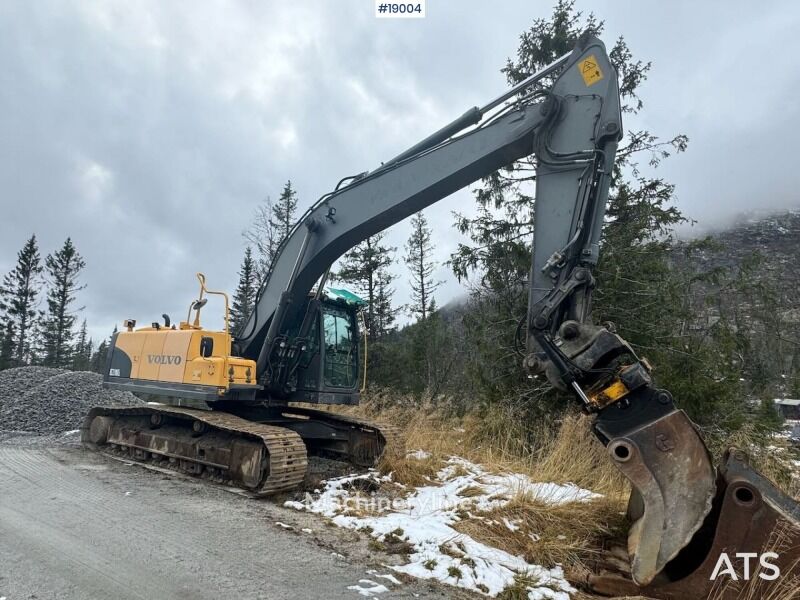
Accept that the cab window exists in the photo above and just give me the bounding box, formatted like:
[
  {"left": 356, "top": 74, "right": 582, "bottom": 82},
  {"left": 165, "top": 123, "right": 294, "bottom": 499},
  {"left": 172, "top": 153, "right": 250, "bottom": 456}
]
[{"left": 322, "top": 307, "right": 358, "bottom": 388}]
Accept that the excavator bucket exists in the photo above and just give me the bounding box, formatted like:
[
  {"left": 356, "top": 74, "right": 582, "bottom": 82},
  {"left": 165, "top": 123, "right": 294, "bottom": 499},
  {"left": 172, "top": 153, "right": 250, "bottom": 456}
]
[
  {"left": 586, "top": 410, "right": 800, "bottom": 598},
  {"left": 598, "top": 408, "right": 717, "bottom": 585}
]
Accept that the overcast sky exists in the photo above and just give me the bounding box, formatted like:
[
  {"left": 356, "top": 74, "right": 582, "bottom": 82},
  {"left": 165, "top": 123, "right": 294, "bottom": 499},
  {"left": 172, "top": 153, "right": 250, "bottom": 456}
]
[{"left": 2, "top": 1, "right": 799, "bottom": 344}]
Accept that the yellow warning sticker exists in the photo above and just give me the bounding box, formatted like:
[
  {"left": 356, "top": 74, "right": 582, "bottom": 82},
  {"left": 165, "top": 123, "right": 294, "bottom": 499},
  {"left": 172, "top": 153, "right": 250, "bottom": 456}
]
[{"left": 578, "top": 55, "right": 603, "bottom": 86}]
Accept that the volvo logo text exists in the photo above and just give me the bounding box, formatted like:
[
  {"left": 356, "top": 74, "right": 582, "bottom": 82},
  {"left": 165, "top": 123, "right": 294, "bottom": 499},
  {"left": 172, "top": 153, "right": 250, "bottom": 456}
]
[{"left": 147, "top": 354, "right": 182, "bottom": 365}]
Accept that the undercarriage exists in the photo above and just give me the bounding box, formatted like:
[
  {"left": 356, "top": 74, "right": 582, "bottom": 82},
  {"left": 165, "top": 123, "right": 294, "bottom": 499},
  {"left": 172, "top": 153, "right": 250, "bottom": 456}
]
[{"left": 81, "top": 404, "right": 402, "bottom": 495}]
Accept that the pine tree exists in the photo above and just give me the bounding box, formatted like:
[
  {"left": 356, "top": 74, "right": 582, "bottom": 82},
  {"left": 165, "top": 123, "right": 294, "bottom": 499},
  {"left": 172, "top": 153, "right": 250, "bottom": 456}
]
[
  {"left": 0, "top": 321, "right": 14, "bottom": 370},
  {"left": 445, "top": 2, "right": 688, "bottom": 410},
  {"left": 271, "top": 180, "right": 298, "bottom": 243},
  {"left": 231, "top": 246, "right": 258, "bottom": 334},
  {"left": 335, "top": 234, "right": 396, "bottom": 341},
  {"left": 373, "top": 267, "right": 399, "bottom": 338},
  {"left": 404, "top": 212, "right": 441, "bottom": 321},
  {"left": 91, "top": 340, "right": 108, "bottom": 373},
  {"left": 91, "top": 326, "right": 116, "bottom": 374},
  {"left": 41, "top": 238, "right": 86, "bottom": 368},
  {"left": 755, "top": 397, "right": 784, "bottom": 432},
  {"left": 0, "top": 235, "right": 43, "bottom": 366},
  {"left": 416, "top": 300, "right": 450, "bottom": 395},
  {"left": 71, "top": 319, "right": 92, "bottom": 371}
]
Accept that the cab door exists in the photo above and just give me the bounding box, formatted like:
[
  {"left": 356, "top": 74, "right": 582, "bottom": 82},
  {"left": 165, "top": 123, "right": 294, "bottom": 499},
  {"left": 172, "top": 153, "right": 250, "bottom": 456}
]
[{"left": 321, "top": 305, "right": 359, "bottom": 389}]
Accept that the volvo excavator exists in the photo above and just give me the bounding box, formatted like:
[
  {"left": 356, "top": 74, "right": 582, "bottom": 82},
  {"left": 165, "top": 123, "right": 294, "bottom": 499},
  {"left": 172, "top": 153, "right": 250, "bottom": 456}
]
[{"left": 82, "top": 33, "right": 799, "bottom": 598}]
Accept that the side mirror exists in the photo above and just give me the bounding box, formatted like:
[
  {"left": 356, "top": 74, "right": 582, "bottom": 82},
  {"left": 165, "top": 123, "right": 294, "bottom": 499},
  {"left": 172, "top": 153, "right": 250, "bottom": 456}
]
[
  {"left": 193, "top": 298, "right": 208, "bottom": 311},
  {"left": 200, "top": 336, "right": 214, "bottom": 358}
]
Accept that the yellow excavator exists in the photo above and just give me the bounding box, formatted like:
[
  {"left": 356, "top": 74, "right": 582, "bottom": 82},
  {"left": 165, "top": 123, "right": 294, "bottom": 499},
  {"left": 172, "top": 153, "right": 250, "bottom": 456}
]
[{"left": 82, "top": 33, "right": 799, "bottom": 598}]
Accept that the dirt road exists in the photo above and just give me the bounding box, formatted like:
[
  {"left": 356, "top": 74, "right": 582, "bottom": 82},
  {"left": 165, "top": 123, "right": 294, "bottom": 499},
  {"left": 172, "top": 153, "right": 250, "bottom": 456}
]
[{"left": 0, "top": 440, "right": 455, "bottom": 600}]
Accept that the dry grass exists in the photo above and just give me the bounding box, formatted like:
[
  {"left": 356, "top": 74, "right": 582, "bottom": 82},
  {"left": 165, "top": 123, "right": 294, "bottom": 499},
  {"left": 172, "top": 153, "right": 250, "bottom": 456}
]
[
  {"left": 342, "top": 393, "right": 628, "bottom": 498},
  {"left": 335, "top": 392, "right": 631, "bottom": 572},
  {"left": 378, "top": 451, "right": 440, "bottom": 487},
  {"left": 454, "top": 495, "right": 627, "bottom": 568}
]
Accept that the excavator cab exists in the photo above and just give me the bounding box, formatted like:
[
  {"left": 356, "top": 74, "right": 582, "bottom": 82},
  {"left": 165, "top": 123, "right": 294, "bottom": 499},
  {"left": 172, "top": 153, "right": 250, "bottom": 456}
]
[{"left": 286, "top": 291, "right": 364, "bottom": 405}]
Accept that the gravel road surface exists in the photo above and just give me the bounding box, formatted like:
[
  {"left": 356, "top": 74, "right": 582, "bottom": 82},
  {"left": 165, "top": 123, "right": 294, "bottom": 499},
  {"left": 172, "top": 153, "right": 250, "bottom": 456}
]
[{"left": 0, "top": 441, "right": 456, "bottom": 600}]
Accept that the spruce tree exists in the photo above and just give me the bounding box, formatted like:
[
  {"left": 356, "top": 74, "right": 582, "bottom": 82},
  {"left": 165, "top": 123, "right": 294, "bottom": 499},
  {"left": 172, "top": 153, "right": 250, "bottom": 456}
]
[
  {"left": 404, "top": 212, "right": 441, "bottom": 321},
  {"left": 335, "top": 233, "right": 396, "bottom": 341},
  {"left": 71, "top": 319, "right": 92, "bottom": 371},
  {"left": 91, "top": 326, "right": 116, "bottom": 373},
  {"left": 0, "top": 235, "right": 43, "bottom": 366},
  {"left": 91, "top": 340, "right": 108, "bottom": 373},
  {"left": 451, "top": 1, "right": 684, "bottom": 287},
  {"left": 0, "top": 321, "right": 14, "bottom": 370},
  {"left": 41, "top": 238, "right": 86, "bottom": 368},
  {"left": 271, "top": 180, "right": 298, "bottom": 244},
  {"left": 373, "top": 268, "right": 399, "bottom": 338},
  {"left": 231, "top": 246, "right": 258, "bottom": 334}
]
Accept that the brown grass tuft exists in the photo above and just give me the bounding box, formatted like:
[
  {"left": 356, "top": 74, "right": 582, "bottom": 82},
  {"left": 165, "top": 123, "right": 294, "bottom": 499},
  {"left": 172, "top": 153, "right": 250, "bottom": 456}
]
[
  {"left": 377, "top": 451, "right": 440, "bottom": 487},
  {"left": 454, "top": 495, "right": 627, "bottom": 569}
]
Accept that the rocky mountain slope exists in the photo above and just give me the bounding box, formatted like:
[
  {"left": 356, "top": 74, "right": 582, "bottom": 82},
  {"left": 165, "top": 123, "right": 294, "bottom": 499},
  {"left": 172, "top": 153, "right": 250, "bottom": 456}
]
[{"left": 675, "top": 208, "right": 800, "bottom": 398}]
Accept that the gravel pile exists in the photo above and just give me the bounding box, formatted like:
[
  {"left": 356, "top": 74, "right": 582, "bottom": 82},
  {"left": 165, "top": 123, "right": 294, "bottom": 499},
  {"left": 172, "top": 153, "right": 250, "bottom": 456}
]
[
  {"left": 0, "top": 368, "right": 142, "bottom": 434},
  {"left": 0, "top": 366, "right": 67, "bottom": 413}
]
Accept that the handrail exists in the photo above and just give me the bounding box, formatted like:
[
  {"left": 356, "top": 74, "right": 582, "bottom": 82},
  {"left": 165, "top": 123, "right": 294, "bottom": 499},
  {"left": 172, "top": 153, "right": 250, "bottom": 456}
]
[{"left": 190, "top": 273, "right": 231, "bottom": 334}]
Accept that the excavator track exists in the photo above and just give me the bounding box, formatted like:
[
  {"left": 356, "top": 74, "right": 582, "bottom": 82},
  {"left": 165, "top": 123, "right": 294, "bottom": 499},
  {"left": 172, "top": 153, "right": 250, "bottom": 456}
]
[
  {"left": 279, "top": 406, "right": 405, "bottom": 466},
  {"left": 82, "top": 405, "right": 307, "bottom": 495}
]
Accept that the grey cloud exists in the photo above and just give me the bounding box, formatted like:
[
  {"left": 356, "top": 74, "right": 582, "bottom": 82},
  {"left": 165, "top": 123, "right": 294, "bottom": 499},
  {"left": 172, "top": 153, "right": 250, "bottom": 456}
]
[{"left": 1, "top": 0, "right": 798, "bottom": 342}]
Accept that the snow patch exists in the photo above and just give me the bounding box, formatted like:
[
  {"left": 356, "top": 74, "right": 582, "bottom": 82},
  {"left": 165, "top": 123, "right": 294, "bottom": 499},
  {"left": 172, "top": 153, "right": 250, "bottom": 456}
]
[
  {"left": 503, "top": 517, "right": 520, "bottom": 532},
  {"left": 286, "top": 456, "right": 598, "bottom": 597},
  {"left": 407, "top": 449, "right": 431, "bottom": 460},
  {"left": 347, "top": 579, "right": 389, "bottom": 596},
  {"left": 275, "top": 521, "right": 293, "bottom": 530},
  {"left": 366, "top": 570, "right": 403, "bottom": 585}
]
